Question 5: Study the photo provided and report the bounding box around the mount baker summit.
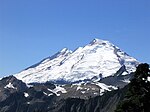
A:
[14,38,139,84]
[0,38,141,112]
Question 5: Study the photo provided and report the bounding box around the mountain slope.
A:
[14,39,139,84]
[0,38,142,112]
[0,75,128,112]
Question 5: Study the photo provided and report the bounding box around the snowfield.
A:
[14,39,139,84]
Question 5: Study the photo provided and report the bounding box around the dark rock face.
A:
[0,76,128,112]
[0,76,28,102]
[99,65,133,89]
[0,76,57,112]
[54,86,128,112]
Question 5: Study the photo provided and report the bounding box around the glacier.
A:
[14,38,139,84]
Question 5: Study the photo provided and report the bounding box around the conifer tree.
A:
[115,63,150,112]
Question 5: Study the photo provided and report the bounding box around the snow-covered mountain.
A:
[14,38,139,84]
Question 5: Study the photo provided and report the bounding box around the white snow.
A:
[4,82,17,89]
[43,92,48,95]
[47,85,67,96]
[14,38,139,84]
[148,77,150,82]
[24,92,29,97]
[48,93,53,96]
[81,91,85,94]
[95,83,111,91]
[92,88,96,90]
[43,92,53,96]
[27,102,30,104]
[76,86,82,91]
[122,78,130,83]
[26,84,33,88]
[122,71,128,76]
[95,82,118,94]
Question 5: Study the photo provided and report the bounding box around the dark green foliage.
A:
[115,63,150,112]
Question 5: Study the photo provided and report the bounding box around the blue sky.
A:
[0,0,150,77]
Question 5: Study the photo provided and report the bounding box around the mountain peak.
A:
[90,38,109,45]
[59,48,72,55]
[92,38,102,42]
[14,39,139,84]
[60,48,69,53]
